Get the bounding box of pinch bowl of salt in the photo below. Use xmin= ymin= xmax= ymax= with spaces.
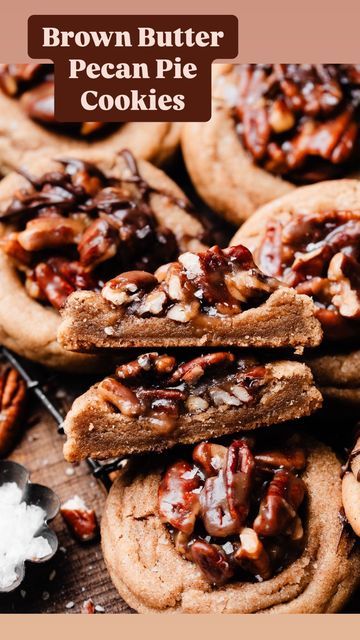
xmin=0 ymin=460 xmax=60 ymax=593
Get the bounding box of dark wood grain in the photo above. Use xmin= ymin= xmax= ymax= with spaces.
xmin=0 ymin=401 xmax=133 ymax=614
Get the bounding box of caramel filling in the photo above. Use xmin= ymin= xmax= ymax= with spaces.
xmin=101 ymin=244 xmax=280 ymax=323
xmin=97 ymin=351 xmax=267 ymax=434
xmin=231 ymin=64 xmax=360 ymax=182
xmin=256 ymin=210 xmax=360 ymax=337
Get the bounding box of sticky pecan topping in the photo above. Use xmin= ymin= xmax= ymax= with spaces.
xmin=158 ymin=436 xmax=307 ymax=585
xmin=97 ymin=351 xmax=267 ymax=435
xmin=232 ymin=64 xmax=360 ymax=182
xmin=101 ymin=244 xmax=280 ymax=321
xmin=0 ymin=63 xmax=110 ymax=138
xmin=0 ymin=153 xmax=183 ymax=309
xmin=256 ymin=210 xmax=360 ymax=337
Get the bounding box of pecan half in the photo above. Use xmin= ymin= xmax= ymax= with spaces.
xmin=168 ymin=352 xmax=235 ymax=385
xmin=190 ymin=540 xmax=234 ymax=585
xmin=253 ymin=469 xmax=305 ymax=536
xmin=158 ymin=461 xmax=203 ymax=534
xmin=98 ymin=378 xmax=142 ymax=417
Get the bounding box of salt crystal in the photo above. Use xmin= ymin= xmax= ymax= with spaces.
xmin=0 ymin=482 xmax=52 ymax=590
xmin=42 ymin=591 xmax=50 ymax=600
xmin=65 ymin=601 xmax=75 ymax=609
xmin=49 ymin=570 xmax=56 ymax=581
xmin=95 ymin=604 xmax=105 ymax=613
xmin=65 ymin=467 xmax=75 ymax=477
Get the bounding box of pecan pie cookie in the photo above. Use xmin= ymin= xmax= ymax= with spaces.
xmin=62 ymin=350 xmax=322 ymax=461
xmin=0 ymin=150 xmax=206 ymax=370
xmin=58 ymin=244 xmax=322 ymax=352
xmin=0 ymin=64 xmax=181 ymax=173
xmin=343 ymin=433 xmax=360 ymax=536
xmin=101 ymin=434 xmax=360 ymax=613
xmin=182 ymin=64 xmax=360 ymax=224
xmin=232 ymin=180 xmax=360 ymax=402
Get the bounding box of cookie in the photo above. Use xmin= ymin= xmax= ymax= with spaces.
xmin=232 ymin=180 xmax=360 ymax=341
xmin=305 ymin=347 xmax=360 ymax=406
xmin=58 ymin=244 xmax=322 ymax=352
xmin=182 ymin=65 xmax=360 ymax=225
xmin=343 ymin=434 xmax=360 ymax=536
xmin=0 ymin=64 xmax=181 ymax=174
xmin=0 ymin=150 xmax=206 ymax=370
xmin=62 ymin=350 xmax=322 ymax=461
xmin=101 ymin=434 xmax=360 ymax=613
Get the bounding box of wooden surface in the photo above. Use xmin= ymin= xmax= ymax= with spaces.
xmin=0 ymin=391 xmax=133 ymax=614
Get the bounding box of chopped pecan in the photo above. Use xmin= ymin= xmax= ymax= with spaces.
xmin=78 ymin=219 xmax=119 ymax=268
xmin=234 ymin=527 xmax=271 ymax=580
xmin=158 ymin=461 xmax=203 ymax=534
xmin=224 ymin=440 xmax=255 ymax=525
xmin=190 ymin=540 xmax=234 ymax=585
xmin=255 ymin=447 xmax=306 ymax=471
xmin=328 ymin=252 xmax=360 ymax=318
xmin=102 ymin=271 xmax=157 ymax=306
xmin=168 ymin=352 xmax=235 ymax=385
xmin=200 ymin=472 xmax=239 ymax=537
xmin=20 ymin=80 xmax=55 ymax=123
xmin=34 ymin=262 xmax=75 ymax=309
xmin=0 ymin=367 xmax=27 ymax=456
xmin=60 ymin=496 xmax=99 ymax=542
xmin=253 ymin=469 xmax=305 ymax=536
xmin=192 ymin=442 xmax=227 ymax=476
xmin=98 ymin=378 xmax=142 ymax=417
xmin=17 ymin=216 xmax=84 ymax=251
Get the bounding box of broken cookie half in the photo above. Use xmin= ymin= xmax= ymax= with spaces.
xmin=58 ymin=244 xmax=323 ymax=352
xmin=63 ymin=350 xmax=322 ymax=462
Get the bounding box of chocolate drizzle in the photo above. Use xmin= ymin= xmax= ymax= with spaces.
xmin=0 ymin=153 xmax=189 ymax=309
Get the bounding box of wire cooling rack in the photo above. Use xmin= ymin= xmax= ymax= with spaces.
xmin=1 ymin=346 xmax=124 ymax=491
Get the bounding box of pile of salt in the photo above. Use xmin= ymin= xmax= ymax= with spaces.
xmin=0 ymin=482 xmax=52 ymax=589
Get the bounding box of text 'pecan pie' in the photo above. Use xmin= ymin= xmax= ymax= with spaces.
xmin=182 ymin=64 xmax=360 ymax=224
xmin=0 ymin=63 xmax=181 ymax=173
xmin=58 ymin=243 xmax=322 ymax=352
xmin=101 ymin=433 xmax=360 ymax=612
xmin=0 ymin=150 xmax=206 ymax=369
xmin=62 ymin=350 xmax=322 ymax=461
